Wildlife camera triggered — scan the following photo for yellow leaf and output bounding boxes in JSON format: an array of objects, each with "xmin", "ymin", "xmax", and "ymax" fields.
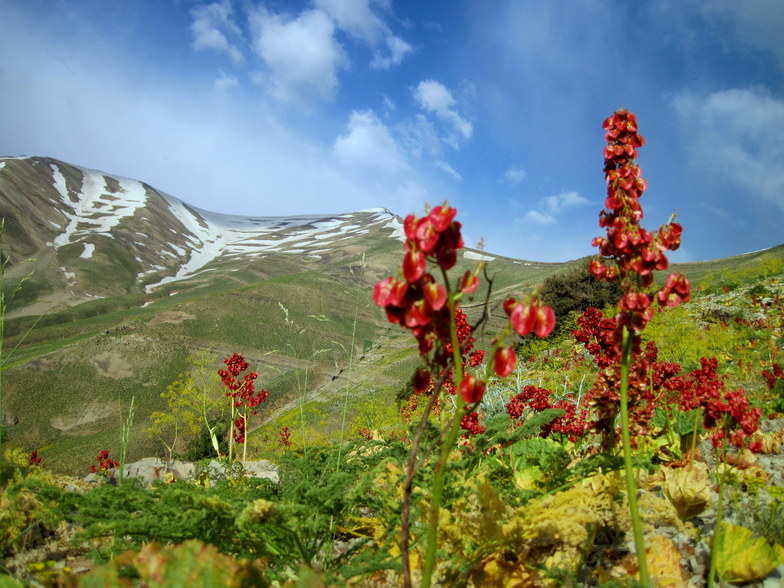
[
  {"xmin": 469, "ymin": 552, "xmax": 538, "ymax": 588},
  {"xmin": 646, "ymin": 535, "xmax": 689, "ymax": 587},
  {"xmin": 514, "ymin": 466, "xmax": 545, "ymax": 491},
  {"xmin": 661, "ymin": 464, "xmax": 712, "ymax": 520},
  {"xmin": 715, "ymin": 522, "xmax": 784, "ymax": 584}
]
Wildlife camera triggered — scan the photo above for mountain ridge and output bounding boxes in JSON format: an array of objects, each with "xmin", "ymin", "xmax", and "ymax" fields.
[
  {"xmin": 0, "ymin": 156, "xmax": 412, "ymax": 315},
  {"xmin": 2, "ymin": 155, "xmax": 783, "ymax": 474}
]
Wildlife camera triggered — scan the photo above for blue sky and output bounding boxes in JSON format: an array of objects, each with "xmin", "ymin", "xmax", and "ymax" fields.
[{"xmin": 1, "ymin": 0, "xmax": 783, "ymax": 262}]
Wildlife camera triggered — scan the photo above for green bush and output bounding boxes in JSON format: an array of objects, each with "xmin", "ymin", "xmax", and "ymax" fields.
[{"xmin": 538, "ymin": 261, "xmax": 621, "ymax": 334}]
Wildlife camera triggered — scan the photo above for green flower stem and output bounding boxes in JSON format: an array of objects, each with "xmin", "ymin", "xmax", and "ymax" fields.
[
  {"xmin": 421, "ymin": 289, "xmax": 466, "ymax": 588},
  {"xmin": 118, "ymin": 396, "xmax": 134, "ymax": 485},
  {"xmin": 689, "ymin": 407, "xmax": 702, "ymax": 472},
  {"xmin": 228, "ymin": 401, "xmax": 236, "ymax": 462},
  {"xmin": 619, "ymin": 326, "xmax": 649, "ymax": 585},
  {"xmin": 708, "ymin": 435, "xmax": 728, "ymax": 588}
]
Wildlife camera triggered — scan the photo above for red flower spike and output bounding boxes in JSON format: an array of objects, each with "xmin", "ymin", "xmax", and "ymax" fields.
[
  {"xmin": 494, "ymin": 346, "xmax": 516, "ymax": 377},
  {"xmin": 460, "ymin": 374, "xmax": 486, "ymax": 404}
]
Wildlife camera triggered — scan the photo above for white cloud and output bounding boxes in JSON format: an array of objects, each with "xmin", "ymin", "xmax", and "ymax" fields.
[
  {"xmin": 190, "ymin": 0, "xmax": 244, "ymax": 64},
  {"xmin": 334, "ymin": 109, "xmax": 406, "ymax": 173},
  {"xmin": 413, "ymin": 80, "xmax": 473, "ymax": 144},
  {"xmin": 700, "ymin": 0, "xmax": 784, "ymax": 70},
  {"xmin": 435, "ymin": 160, "xmax": 461, "ymax": 180},
  {"xmin": 542, "ymin": 191, "xmax": 589, "ymax": 215},
  {"xmin": 519, "ymin": 190, "xmax": 589, "ymax": 226},
  {"xmin": 249, "ymin": 7, "xmax": 347, "ymax": 104},
  {"xmin": 315, "ymin": 0, "xmax": 412, "ymax": 69},
  {"xmin": 398, "ymin": 114, "xmax": 442, "ymax": 159},
  {"xmin": 370, "ymin": 34, "xmax": 413, "ymax": 69},
  {"xmin": 381, "ymin": 93, "xmax": 395, "ymax": 113},
  {"xmin": 214, "ymin": 70, "xmax": 239, "ymax": 92},
  {"xmin": 503, "ymin": 166, "xmax": 527, "ymax": 185},
  {"xmin": 315, "ymin": 0, "xmax": 384, "ymax": 43},
  {"xmin": 522, "ymin": 210, "xmax": 556, "ymax": 225},
  {"xmin": 673, "ymin": 87, "xmax": 784, "ymax": 210}
]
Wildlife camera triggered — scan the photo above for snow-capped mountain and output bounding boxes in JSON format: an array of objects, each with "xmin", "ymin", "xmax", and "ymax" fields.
[{"xmin": 0, "ymin": 156, "xmax": 405, "ymax": 307}]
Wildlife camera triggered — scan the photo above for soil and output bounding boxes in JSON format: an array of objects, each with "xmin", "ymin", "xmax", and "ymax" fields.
[{"xmin": 90, "ymin": 351, "xmax": 133, "ymax": 379}]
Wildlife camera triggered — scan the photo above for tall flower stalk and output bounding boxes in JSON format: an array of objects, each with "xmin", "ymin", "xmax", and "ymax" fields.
[
  {"xmin": 118, "ymin": 396, "xmax": 134, "ymax": 485},
  {"xmin": 218, "ymin": 353, "xmax": 268, "ymax": 465},
  {"xmin": 589, "ymin": 108, "xmax": 691, "ymax": 585},
  {"xmin": 373, "ymin": 203, "xmax": 554, "ymax": 587}
]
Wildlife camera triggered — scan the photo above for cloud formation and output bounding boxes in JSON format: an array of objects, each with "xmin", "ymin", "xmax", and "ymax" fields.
[
  {"xmin": 673, "ymin": 87, "xmax": 784, "ymax": 211},
  {"xmin": 315, "ymin": 0, "xmax": 412, "ymax": 69},
  {"xmin": 249, "ymin": 7, "xmax": 347, "ymax": 104},
  {"xmin": 521, "ymin": 191, "xmax": 590, "ymax": 225},
  {"xmin": 413, "ymin": 80, "xmax": 473, "ymax": 146},
  {"xmin": 503, "ymin": 166, "xmax": 527, "ymax": 185},
  {"xmin": 191, "ymin": 0, "xmax": 412, "ymax": 105},
  {"xmin": 190, "ymin": 0, "xmax": 244, "ymax": 63},
  {"xmin": 334, "ymin": 109, "xmax": 406, "ymax": 173}
]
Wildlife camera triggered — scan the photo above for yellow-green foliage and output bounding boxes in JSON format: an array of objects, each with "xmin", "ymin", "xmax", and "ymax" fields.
[
  {"xmin": 645, "ymin": 305, "xmax": 749, "ymax": 369},
  {"xmin": 75, "ymin": 540, "xmax": 268, "ymax": 587},
  {"xmin": 436, "ymin": 469, "xmax": 694, "ymax": 585},
  {"xmin": 0, "ymin": 450, "xmax": 60, "ymax": 557},
  {"xmin": 147, "ymin": 354, "xmax": 226, "ymax": 459}
]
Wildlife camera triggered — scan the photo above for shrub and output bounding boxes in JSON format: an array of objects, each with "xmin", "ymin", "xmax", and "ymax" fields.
[{"xmin": 538, "ymin": 261, "xmax": 622, "ymax": 334}]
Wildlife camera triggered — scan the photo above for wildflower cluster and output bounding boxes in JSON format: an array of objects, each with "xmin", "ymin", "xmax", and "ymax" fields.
[
  {"xmin": 374, "ymin": 202, "xmax": 555, "ymax": 588},
  {"xmin": 664, "ymin": 357, "xmax": 761, "ymax": 450},
  {"xmin": 89, "ymin": 450, "xmax": 119, "ymax": 474},
  {"xmin": 762, "ymin": 363, "xmax": 784, "ymax": 391},
  {"xmin": 459, "ymin": 411, "xmax": 485, "ymax": 437},
  {"xmin": 574, "ymin": 309, "xmax": 679, "ymax": 442},
  {"xmin": 373, "ymin": 204, "xmax": 469, "ymax": 363},
  {"xmin": 219, "ymin": 353, "xmax": 268, "ymax": 444},
  {"xmin": 505, "ymin": 385, "xmax": 587, "ymax": 442},
  {"xmin": 278, "ymin": 426, "xmax": 292, "ymax": 448},
  {"xmin": 28, "ymin": 450, "xmax": 42, "ymax": 466}
]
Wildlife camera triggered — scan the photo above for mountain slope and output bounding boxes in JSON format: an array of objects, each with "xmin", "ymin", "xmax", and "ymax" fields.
[
  {"xmin": 4, "ymin": 155, "xmax": 781, "ymax": 474},
  {"xmin": 0, "ymin": 156, "xmax": 562, "ymax": 472},
  {"xmin": 0, "ymin": 156, "xmax": 413, "ymax": 316}
]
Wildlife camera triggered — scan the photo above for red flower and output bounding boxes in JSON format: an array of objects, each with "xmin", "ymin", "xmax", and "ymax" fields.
[
  {"xmin": 429, "ymin": 204, "xmax": 457, "ymax": 232},
  {"xmin": 422, "ymin": 278, "xmax": 447, "ymax": 311},
  {"xmin": 507, "ymin": 299, "xmax": 555, "ymax": 338},
  {"xmin": 402, "ymin": 247, "xmax": 426, "ymax": 282},
  {"xmin": 494, "ymin": 346, "xmax": 516, "ymax": 377},
  {"xmin": 460, "ymin": 271, "xmax": 480, "ymax": 294},
  {"xmin": 460, "ymin": 375, "xmax": 486, "ymax": 404}
]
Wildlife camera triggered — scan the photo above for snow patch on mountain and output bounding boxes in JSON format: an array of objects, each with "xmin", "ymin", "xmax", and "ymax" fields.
[{"xmin": 51, "ymin": 163, "xmax": 148, "ymax": 248}]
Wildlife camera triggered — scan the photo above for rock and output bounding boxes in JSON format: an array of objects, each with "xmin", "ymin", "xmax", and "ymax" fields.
[
  {"xmin": 203, "ymin": 459, "xmax": 279, "ymax": 483},
  {"xmin": 120, "ymin": 458, "xmax": 196, "ymax": 487},
  {"xmin": 243, "ymin": 460, "xmax": 279, "ymax": 484},
  {"xmin": 82, "ymin": 457, "xmax": 278, "ymax": 486}
]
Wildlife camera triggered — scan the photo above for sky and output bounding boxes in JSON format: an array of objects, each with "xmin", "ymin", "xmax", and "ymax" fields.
[{"xmin": 1, "ymin": 0, "xmax": 783, "ymax": 263}]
